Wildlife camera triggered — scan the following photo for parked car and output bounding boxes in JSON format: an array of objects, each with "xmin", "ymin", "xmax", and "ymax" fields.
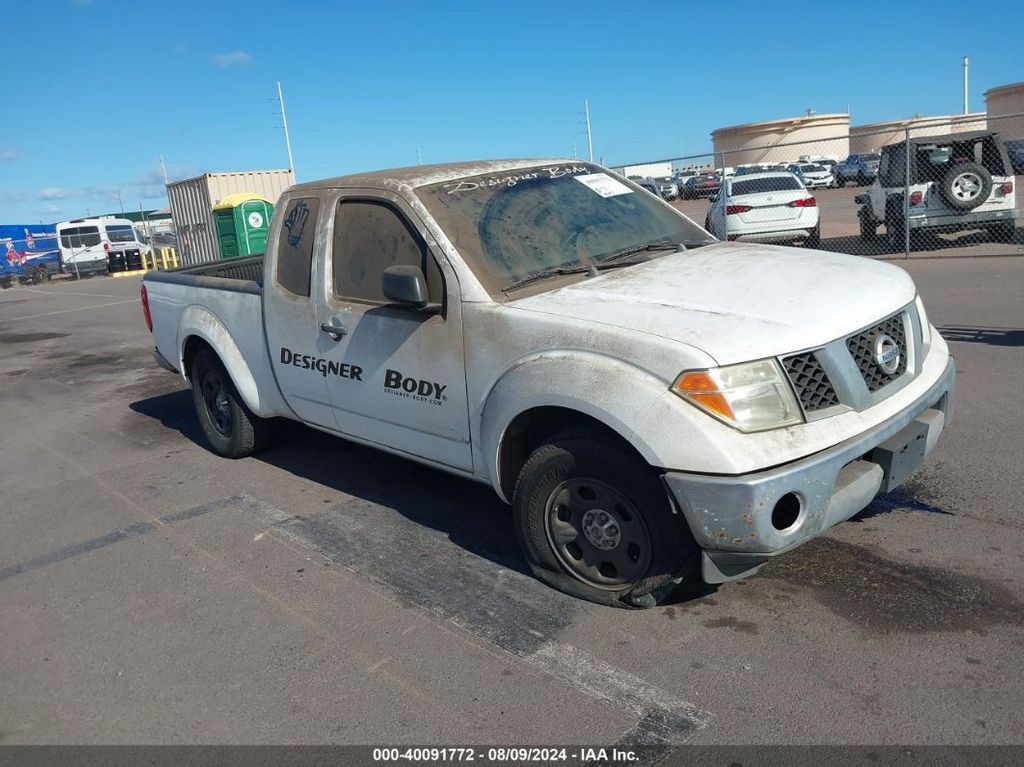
[
  {"xmin": 856, "ymin": 131, "xmax": 1018, "ymax": 245},
  {"xmin": 787, "ymin": 163, "xmax": 834, "ymax": 189},
  {"xmin": 634, "ymin": 177, "xmax": 661, "ymax": 196},
  {"xmin": 835, "ymin": 153, "xmax": 881, "ymax": 187},
  {"xmin": 705, "ymin": 172, "xmax": 819, "ymax": 246},
  {"xmin": 655, "ymin": 177, "xmax": 679, "ymax": 200},
  {"xmin": 143, "ymin": 158, "xmax": 953, "ymax": 609},
  {"xmin": 683, "ymin": 173, "xmax": 720, "ymax": 199},
  {"xmin": 734, "ymin": 164, "xmax": 788, "ymax": 177}
]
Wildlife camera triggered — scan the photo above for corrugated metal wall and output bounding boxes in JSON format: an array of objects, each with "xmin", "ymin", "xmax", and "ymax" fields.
[{"xmin": 166, "ymin": 169, "xmax": 294, "ymax": 265}]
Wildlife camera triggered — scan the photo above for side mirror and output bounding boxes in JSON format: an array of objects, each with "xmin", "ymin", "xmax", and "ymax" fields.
[{"xmin": 381, "ymin": 265, "xmax": 429, "ymax": 308}]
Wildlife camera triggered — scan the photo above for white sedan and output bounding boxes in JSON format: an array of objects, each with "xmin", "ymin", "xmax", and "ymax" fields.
[
  {"xmin": 704, "ymin": 172, "xmax": 820, "ymax": 247},
  {"xmin": 787, "ymin": 162, "xmax": 834, "ymax": 189}
]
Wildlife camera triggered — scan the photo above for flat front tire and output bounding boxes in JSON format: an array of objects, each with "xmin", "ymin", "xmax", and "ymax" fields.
[
  {"xmin": 191, "ymin": 348, "xmax": 271, "ymax": 458},
  {"xmin": 512, "ymin": 434, "xmax": 698, "ymax": 608}
]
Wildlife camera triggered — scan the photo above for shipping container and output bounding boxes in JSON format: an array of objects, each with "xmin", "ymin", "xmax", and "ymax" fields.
[{"xmin": 166, "ymin": 170, "xmax": 294, "ymax": 265}]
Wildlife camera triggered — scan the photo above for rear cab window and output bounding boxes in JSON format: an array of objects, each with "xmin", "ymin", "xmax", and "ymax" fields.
[{"xmin": 275, "ymin": 197, "xmax": 321, "ymax": 297}]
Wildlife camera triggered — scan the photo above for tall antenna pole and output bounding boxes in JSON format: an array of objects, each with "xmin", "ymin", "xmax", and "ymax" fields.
[
  {"xmin": 159, "ymin": 155, "xmax": 169, "ymax": 187},
  {"xmin": 278, "ymin": 80, "xmax": 295, "ymax": 176},
  {"xmin": 584, "ymin": 98, "xmax": 594, "ymax": 163},
  {"xmin": 962, "ymin": 56, "xmax": 969, "ymax": 114}
]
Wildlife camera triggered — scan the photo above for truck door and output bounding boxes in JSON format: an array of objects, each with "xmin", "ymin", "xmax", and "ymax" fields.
[
  {"xmin": 316, "ymin": 193, "xmax": 473, "ymax": 472},
  {"xmin": 262, "ymin": 193, "xmax": 338, "ymax": 427}
]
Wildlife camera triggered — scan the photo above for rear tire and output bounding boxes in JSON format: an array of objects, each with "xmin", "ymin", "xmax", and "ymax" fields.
[
  {"xmin": 859, "ymin": 211, "xmax": 879, "ymax": 241},
  {"xmin": 512, "ymin": 433, "xmax": 698, "ymax": 608},
  {"xmin": 836, "ymin": 176, "xmax": 846, "ymax": 188},
  {"xmin": 191, "ymin": 348, "xmax": 272, "ymax": 458}
]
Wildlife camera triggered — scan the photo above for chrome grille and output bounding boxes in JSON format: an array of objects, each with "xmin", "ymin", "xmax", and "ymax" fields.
[
  {"xmin": 783, "ymin": 352, "xmax": 840, "ymax": 412},
  {"xmin": 846, "ymin": 313, "xmax": 908, "ymax": 392}
]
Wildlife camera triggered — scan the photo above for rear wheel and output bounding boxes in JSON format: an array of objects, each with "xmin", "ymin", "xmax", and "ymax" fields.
[
  {"xmin": 805, "ymin": 225, "xmax": 821, "ymax": 248},
  {"xmin": 836, "ymin": 175, "xmax": 846, "ymax": 188},
  {"xmin": 512, "ymin": 433, "xmax": 698, "ymax": 608},
  {"xmin": 859, "ymin": 210, "xmax": 879, "ymax": 241},
  {"xmin": 191, "ymin": 348, "xmax": 272, "ymax": 458}
]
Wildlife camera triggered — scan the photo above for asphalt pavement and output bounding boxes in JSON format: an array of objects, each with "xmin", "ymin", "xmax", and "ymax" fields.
[{"xmin": 0, "ymin": 259, "xmax": 1022, "ymax": 748}]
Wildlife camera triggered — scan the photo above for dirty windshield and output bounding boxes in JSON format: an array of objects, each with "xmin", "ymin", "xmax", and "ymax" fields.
[{"xmin": 416, "ymin": 163, "xmax": 711, "ymax": 294}]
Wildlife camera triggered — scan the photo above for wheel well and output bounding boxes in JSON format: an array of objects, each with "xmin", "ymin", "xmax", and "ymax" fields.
[
  {"xmin": 181, "ymin": 335, "xmax": 213, "ymax": 381},
  {"xmin": 497, "ymin": 406, "xmax": 649, "ymax": 500}
]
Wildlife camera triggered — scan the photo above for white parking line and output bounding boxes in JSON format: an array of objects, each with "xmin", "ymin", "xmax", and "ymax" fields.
[
  {"xmin": 1, "ymin": 299, "xmax": 139, "ymax": 322},
  {"xmin": 13, "ymin": 288, "xmax": 128, "ymax": 299},
  {"xmin": 230, "ymin": 494, "xmax": 712, "ymax": 749}
]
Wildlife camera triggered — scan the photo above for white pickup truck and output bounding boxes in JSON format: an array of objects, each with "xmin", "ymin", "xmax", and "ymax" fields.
[{"xmin": 142, "ymin": 159, "xmax": 955, "ymax": 608}]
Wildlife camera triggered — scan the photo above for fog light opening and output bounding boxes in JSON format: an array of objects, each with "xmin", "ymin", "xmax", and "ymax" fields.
[{"xmin": 771, "ymin": 493, "xmax": 801, "ymax": 531}]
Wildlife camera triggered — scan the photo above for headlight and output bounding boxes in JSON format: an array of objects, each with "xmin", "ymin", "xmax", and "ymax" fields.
[
  {"xmin": 915, "ymin": 295, "xmax": 932, "ymax": 351},
  {"xmin": 672, "ymin": 359, "xmax": 803, "ymax": 433}
]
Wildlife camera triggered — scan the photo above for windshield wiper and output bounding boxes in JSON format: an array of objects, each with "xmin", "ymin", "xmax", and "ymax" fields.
[
  {"xmin": 502, "ymin": 264, "xmax": 598, "ymax": 293},
  {"xmin": 597, "ymin": 238, "xmax": 681, "ymax": 264}
]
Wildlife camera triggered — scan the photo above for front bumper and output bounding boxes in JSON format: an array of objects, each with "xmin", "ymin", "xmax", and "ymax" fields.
[{"xmin": 664, "ymin": 357, "xmax": 955, "ymax": 583}]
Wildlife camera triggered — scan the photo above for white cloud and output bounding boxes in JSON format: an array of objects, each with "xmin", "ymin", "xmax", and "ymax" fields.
[
  {"xmin": 212, "ymin": 50, "xmax": 253, "ymax": 68},
  {"xmin": 39, "ymin": 203, "xmax": 62, "ymax": 215},
  {"xmin": 39, "ymin": 187, "xmax": 70, "ymax": 200},
  {"xmin": 0, "ymin": 147, "xmax": 16, "ymax": 161}
]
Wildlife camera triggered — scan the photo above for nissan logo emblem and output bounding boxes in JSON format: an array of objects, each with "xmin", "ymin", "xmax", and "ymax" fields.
[{"xmin": 873, "ymin": 334, "xmax": 901, "ymax": 375}]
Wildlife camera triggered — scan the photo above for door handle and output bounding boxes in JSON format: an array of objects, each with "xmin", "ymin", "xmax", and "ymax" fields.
[{"xmin": 320, "ymin": 321, "xmax": 347, "ymax": 340}]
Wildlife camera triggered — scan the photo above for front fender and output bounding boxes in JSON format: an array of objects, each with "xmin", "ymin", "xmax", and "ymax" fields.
[{"xmin": 478, "ymin": 351, "xmax": 678, "ymax": 501}]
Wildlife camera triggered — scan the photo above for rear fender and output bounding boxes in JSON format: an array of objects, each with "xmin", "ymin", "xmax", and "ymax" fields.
[{"xmin": 177, "ymin": 305, "xmax": 268, "ymax": 416}]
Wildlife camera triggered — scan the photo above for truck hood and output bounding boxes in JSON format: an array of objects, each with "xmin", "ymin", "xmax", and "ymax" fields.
[{"xmin": 507, "ymin": 242, "xmax": 917, "ymax": 365}]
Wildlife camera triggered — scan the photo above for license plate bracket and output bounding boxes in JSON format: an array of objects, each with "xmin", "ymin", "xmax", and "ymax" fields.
[{"xmin": 870, "ymin": 418, "xmax": 930, "ymax": 493}]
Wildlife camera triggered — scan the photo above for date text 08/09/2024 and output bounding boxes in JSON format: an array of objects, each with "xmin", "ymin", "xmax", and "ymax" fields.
[{"xmin": 372, "ymin": 747, "xmax": 638, "ymax": 763}]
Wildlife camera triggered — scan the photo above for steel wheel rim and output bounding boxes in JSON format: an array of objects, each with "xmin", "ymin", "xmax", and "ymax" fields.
[
  {"xmin": 544, "ymin": 478, "xmax": 652, "ymax": 590},
  {"xmin": 952, "ymin": 172, "xmax": 982, "ymax": 201},
  {"xmin": 201, "ymin": 372, "xmax": 232, "ymax": 437}
]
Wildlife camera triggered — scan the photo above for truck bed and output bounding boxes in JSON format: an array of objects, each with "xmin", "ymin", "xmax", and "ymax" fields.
[{"xmin": 145, "ymin": 254, "xmax": 264, "ymax": 293}]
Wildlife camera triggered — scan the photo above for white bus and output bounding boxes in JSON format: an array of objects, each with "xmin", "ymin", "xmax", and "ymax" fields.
[{"xmin": 56, "ymin": 217, "xmax": 151, "ymax": 276}]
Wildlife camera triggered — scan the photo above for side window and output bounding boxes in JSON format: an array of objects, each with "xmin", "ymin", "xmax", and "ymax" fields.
[
  {"xmin": 332, "ymin": 200, "xmax": 443, "ymax": 304},
  {"xmin": 79, "ymin": 226, "xmax": 101, "ymax": 247},
  {"xmin": 60, "ymin": 229, "xmax": 77, "ymax": 248},
  {"xmin": 276, "ymin": 197, "xmax": 320, "ymax": 297}
]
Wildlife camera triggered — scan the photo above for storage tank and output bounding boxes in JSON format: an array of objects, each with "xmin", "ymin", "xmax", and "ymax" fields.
[
  {"xmin": 166, "ymin": 169, "xmax": 294, "ymax": 265},
  {"xmin": 985, "ymin": 81, "xmax": 1024, "ymax": 141},
  {"xmin": 711, "ymin": 113, "xmax": 850, "ymax": 168},
  {"xmin": 850, "ymin": 113, "xmax": 987, "ymax": 155}
]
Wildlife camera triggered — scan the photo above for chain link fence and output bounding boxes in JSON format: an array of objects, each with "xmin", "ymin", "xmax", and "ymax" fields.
[{"xmin": 615, "ymin": 112, "xmax": 1023, "ymax": 260}]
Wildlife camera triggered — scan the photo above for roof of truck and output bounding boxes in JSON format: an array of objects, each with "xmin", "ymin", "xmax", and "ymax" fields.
[{"xmin": 289, "ymin": 158, "xmax": 580, "ymax": 192}]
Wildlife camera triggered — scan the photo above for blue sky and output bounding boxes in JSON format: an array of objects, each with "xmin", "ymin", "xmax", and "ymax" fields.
[{"xmin": 2, "ymin": 0, "xmax": 1021, "ymax": 223}]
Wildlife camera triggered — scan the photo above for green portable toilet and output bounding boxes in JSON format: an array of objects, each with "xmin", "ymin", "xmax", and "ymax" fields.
[{"xmin": 212, "ymin": 193, "xmax": 273, "ymax": 259}]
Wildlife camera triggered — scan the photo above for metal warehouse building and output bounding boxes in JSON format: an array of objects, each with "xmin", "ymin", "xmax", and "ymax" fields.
[
  {"xmin": 711, "ymin": 113, "xmax": 850, "ymax": 167},
  {"xmin": 985, "ymin": 81, "xmax": 1024, "ymax": 140},
  {"xmin": 849, "ymin": 113, "xmax": 987, "ymax": 155}
]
